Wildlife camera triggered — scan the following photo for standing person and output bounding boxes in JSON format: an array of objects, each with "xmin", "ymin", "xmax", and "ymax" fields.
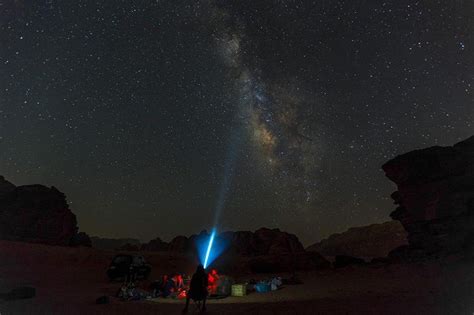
[{"xmin": 183, "ymin": 264, "xmax": 208, "ymax": 313}]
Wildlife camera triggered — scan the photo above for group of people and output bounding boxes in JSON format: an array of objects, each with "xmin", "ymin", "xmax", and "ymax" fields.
[
  {"xmin": 206, "ymin": 268, "xmax": 219, "ymax": 295},
  {"xmin": 149, "ymin": 265, "xmax": 220, "ymax": 312},
  {"xmin": 150, "ymin": 273, "xmax": 185, "ymax": 298},
  {"xmin": 118, "ymin": 264, "xmax": 219, "ymax": 312}
]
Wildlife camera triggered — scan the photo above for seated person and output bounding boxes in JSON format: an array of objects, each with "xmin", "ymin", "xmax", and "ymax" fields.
[
  {"xmin": 162, "ymin": 277, "xmax": 176, "ymax": 298},
  {"xmin": 207, "ymin": 269, "xmax": 219, "ymax": 295},
  {"xmin": 150, "ymin": 275, "xmax": 169, "ymax": 297},
  {"xmin": 172, "ymin": 274, "xmax": 184, "ymax": 291}
]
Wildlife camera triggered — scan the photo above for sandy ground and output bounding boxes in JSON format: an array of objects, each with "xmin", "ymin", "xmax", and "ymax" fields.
[{"xmin": 0, "ymin": 241, "xmax": 472, "ymax": 315}]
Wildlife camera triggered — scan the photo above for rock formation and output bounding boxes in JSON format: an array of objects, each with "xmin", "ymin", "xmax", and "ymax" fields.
[
  {"xmin": 306, "ymin": 221, "xmax": 408, "ymax": 259},
  {"xmin": 226, "ymin": 228, "xmax": 328, "ymax": 272},
  {"xmin": 161, "ymin": 228, "xmax": 307, "ymax": 256},
  {"xmin": 168, "ymin": 235, "xmax": 191, "ymax": 253},
  {"xmin": 256, "ymin": 228, "xmax": 306, "ymax": 255},
  {"xmin": 219, "ymin": 228, "xmax": 306, "ymax": 256},
  {"xmin": 222, "ymin": 231, "xmax": 257, "ymax": 256},
  {"xmin": 140, "ymin": 237, "xmax": 168, "ymax": 251},
  {"xmin": 117, "ymin": 243, "xmax": 140, "ymax": 251},
  {"xmin": 245, "ymin": 251, "xmax": 330, "ymax": 273},
  {"xmin": 144, "ymin": 228, "xmax": 328, "ymax": 272},
  {"xmin": 0, "ymin": 176, "xmax": 15, "ymax": 198},
  {"xmin": 333, "ymin": 255, "xmax": 367, "ymax": 268},
  {"xmin": 70, "ymin": 232, "xmax": 92, "ymax": 247},
  {"xmin": 90, "ymin": 237, "xmax": 141, "ymax": 250},
  {"xmin": 0, "ymin": 176, "xmax": 84, "ymax": 246},
  {"xmin": 382, "ymin": 136, "xmax": 474, "ymax": 261}
]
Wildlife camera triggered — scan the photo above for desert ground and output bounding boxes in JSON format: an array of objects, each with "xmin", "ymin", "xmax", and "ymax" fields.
[{"xmin": 0, "ymin": 241, "xmax": 472, "ymax": 315}]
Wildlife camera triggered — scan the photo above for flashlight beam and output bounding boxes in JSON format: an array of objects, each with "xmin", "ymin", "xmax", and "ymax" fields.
[{"xmin": 203, "ymin": 229, "xmax": 216, "ymax": 269}]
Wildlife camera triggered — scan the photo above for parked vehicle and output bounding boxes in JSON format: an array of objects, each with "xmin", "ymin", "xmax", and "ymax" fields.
[{"xmin": 107, "ymin": 254, "xmax": 151, "ymax": 281}]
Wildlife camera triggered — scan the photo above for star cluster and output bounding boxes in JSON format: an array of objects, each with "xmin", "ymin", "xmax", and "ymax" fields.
[{"xmin": 0, "ymin": 0, "xmax": 472, "ymax": 244}]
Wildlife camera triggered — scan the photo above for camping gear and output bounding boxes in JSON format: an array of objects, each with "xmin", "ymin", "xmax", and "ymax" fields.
[
  {"xmin": 216, "ymin": 275, "xmax": 234, "ymax": 296},
  {"xmin": 117, "ymin": 282, "xmax": 146, "ymax": 301},
  {"xmin": 231, "ymin": 284, "xmax": 247, "ymax": 296},
  {"xmin": 162, "ymin": 278, "xmax": 176, "ymax": 297},
  {"xmin": 255, "ymin": 282, "xmax": 271, "ymax": 293},
  {"xmin": 270, "ymin": 277, "xmax": 282, "ymax": 291}
]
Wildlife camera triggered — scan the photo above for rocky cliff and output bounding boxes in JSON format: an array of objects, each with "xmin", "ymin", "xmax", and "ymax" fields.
[
  {"xmin": 149, "ymin": 228, "xmax": 307, "ymax": 256},
  {"xmin": 142, "ymin": 228, "xmax": 329, "ymax": 272},
  {"xmin": 382, "ymin": 136, "xmax": 474, "ymax": 261},
  {"xmin": 306, "ymin": 221, "xmax": 408, "ymax": 259},
  {"xmin": 90, "ymin": 237, "xmax": 141, "ymax": 250},
  {"xmin": 140, "ymin": 237, "xmax": 168, "ymax": 251},
  {"xmin": 0, "ymin": 176, "xmax": 88, "ymax": 246}
]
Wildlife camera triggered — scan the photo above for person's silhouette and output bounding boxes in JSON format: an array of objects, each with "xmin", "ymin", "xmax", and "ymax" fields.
[{"xmin": 183, "ymin": 264, "xmax": 208, "ymax": 313}]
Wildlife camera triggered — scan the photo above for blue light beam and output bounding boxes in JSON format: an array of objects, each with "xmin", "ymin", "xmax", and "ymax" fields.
[
  {"xmin": 212, "ymin": 126, "xmax": 242, "ymax": 226},
  {"xmin": 203, "ymin": 228, "xmax": 216, "ymax": 269},
  {"xmin": 200, "ymin": 83, "xmax": 248, "ymax": 267},
  {"xmin": 197, "ymin": 229, "xmax": 229, "ymax": 269}
]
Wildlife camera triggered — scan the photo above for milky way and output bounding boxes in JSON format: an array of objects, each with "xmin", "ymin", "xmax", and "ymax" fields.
[
  {"xmin": 0, "ymin": 0, "xmax": 472, "ymax": 244},
  {"xmin": 207, "ymin": 1, "xmax": 325, "ymax": 221}
]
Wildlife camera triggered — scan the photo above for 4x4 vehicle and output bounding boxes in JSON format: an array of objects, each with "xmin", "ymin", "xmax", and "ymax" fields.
[{"xmin": 107, "ymin": 254, "xmax": 151, "ymax": 281}]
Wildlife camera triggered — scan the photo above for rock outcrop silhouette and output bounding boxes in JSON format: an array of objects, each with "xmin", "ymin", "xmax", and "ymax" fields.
[
  {"xmin": 306, "ymin": 221, "xmax": 408, "ymax": 259},
  {"xmin": 140, "ymin": 237, "xmax": 168, "ymax": 251},
  {"xmin": 90, "ymin": 237, "xmax": 141, "ymax": 250},
  {"xmin": 0, "ymin": 176, "xmax": 85, "ymax": 246},
  {"xmin": 142, "ymin": 228, "xmax": 328, "ymax": 272},
  {"xmin": 382, "ymin": 136, "xmax": 474, "ymax": 261}
]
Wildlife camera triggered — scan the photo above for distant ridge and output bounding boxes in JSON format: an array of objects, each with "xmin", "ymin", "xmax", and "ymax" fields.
[
  {"xmin": 90, "ymin": 236, "xmax": 141, "ymax": 250},
  {"xmin": 306, "ymin": 221, "xmax": 408, "ymax": 259}
]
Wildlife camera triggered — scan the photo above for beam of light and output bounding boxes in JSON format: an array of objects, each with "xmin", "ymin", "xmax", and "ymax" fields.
[
  {"xmin": 203, "ymin": 228, "xmax": 216, "ymax": 269},
  {"xmin": 212, "ymin": 120, "xmax": 243, "ymax": 226},
  {"xmin": 210, "ymin": 71, "xmax": 254, "ymax": 228},
  {"xmin": 196, "ymin": 90, "xmax": 246, "ymax": 270},
  {"xmin": 200, "ymin": 37, "xmax": 251, "ymax": 268},
  {"xmin": 197, "ymin": 229, "xmax": 229, "ymax": 269}
]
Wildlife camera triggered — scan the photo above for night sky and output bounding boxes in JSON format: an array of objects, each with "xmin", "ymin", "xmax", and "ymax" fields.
[{"xmin": 1, "ymin": 0, "xmax": 472, "ymax": 245}]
